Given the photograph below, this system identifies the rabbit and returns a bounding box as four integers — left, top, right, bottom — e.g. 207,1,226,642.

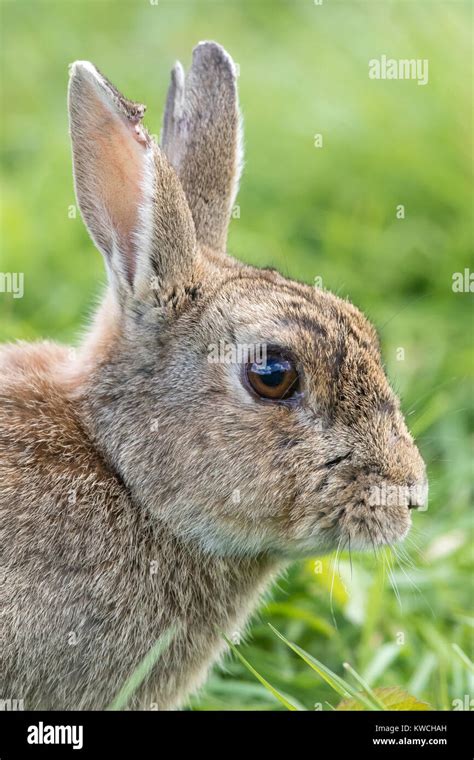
0,41,427,711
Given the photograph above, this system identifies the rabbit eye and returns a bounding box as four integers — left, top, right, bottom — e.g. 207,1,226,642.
245,355,300,401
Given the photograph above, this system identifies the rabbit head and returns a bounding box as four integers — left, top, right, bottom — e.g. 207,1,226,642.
68,42,427,561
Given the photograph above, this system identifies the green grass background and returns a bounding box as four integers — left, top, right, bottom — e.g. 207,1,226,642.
1,0,472,710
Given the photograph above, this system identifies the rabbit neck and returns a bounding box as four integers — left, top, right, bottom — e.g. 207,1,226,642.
60,302,283,707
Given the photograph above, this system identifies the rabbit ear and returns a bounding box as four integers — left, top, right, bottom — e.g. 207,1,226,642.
68,61,196,297
161,41,242,255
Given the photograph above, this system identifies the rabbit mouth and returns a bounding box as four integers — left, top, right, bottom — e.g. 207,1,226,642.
330,479,427,551
277,476,427,557
306,459,428,552
340,480,428,550
336,502,413,551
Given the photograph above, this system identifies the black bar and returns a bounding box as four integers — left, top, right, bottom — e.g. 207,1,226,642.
0,710,471,758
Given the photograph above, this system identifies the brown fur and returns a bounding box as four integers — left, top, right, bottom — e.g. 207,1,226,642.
0,42,426,710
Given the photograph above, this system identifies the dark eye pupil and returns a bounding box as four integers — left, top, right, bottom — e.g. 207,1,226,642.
245,354,300,402
252,359,288,386
261,369,284,387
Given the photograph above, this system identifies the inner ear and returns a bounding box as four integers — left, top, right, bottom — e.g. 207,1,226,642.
161,42,242,256
88,100,148,283
69,61,152,286
69,61,198,302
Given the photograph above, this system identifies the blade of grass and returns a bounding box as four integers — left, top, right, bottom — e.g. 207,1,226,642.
343,662,387,710
408,652,437,696
107,623,180,710
362,643,400,686
223,635,301,711
452,643,474,675
269,624,377,710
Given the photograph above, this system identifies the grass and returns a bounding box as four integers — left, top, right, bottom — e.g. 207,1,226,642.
1,0,472,711
107,624,180,711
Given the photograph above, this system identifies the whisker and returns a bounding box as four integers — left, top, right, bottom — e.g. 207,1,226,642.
394,542,417,570
372,516,403,610
402,377,458,416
